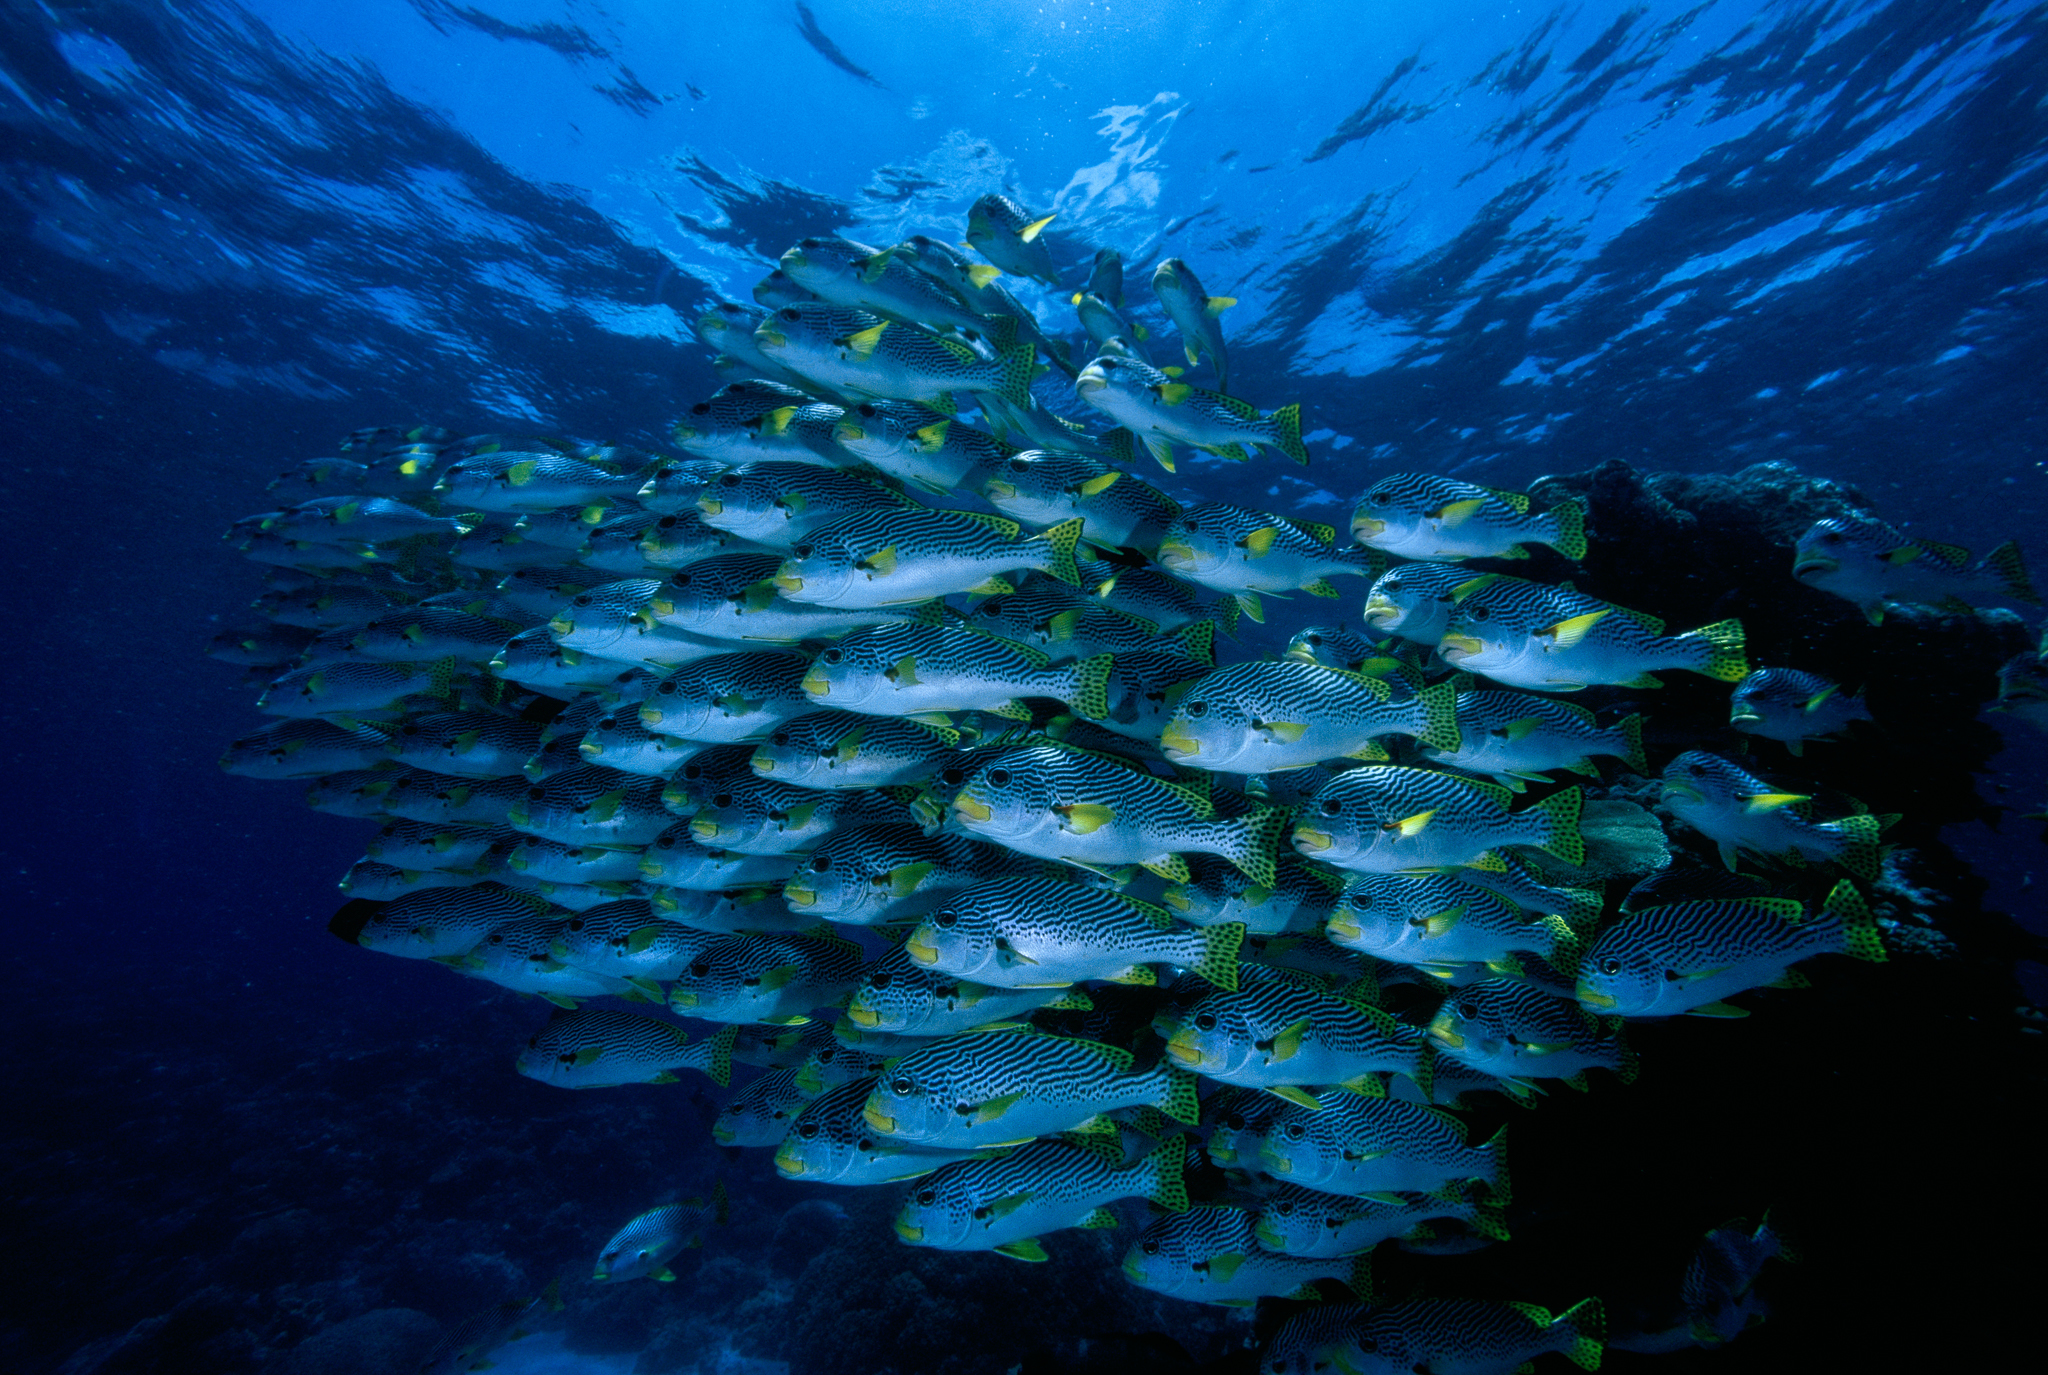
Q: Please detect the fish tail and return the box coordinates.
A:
[1470,1200,1512,1242]
[1822,879,1886,962]
[1140,1138,1190,1213]
[1154,1063,1201,1125]
[1546,497,1589,561]
[1218,806,1285,888]
[1982,539,2039,604]
[1343,1250,1374,1300]
[1824,813,1884,883]
[993,342,1035,408]
[1526,786,1586,866]
[1482,1124,1511,1203]
[1065,653,1114,721]
[1178,618,1216,665]
[1194,921,1246,991]
[1267,403,1309,466]
[1552,1297,1606,1370]
[703,1023,738,1087]
[1677,618,1749,681]
[1412,680,1462,753]
[1038,516,1085,586]
[1541,915,1585,976]
[1615,713,1647,773]
[1212,594,1240,638]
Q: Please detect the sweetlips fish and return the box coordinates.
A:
[1253,1182,1507,1259]
[1283,624,1385,673]
[666,931,865,1024]
[1659,750,1885,879]
[386,711,544,779]
[1085,247,1124,305]
[1122,1204,1370,1306]
[1092,650,1215,746]
[948,743,1288,885]
[546,579,732,669]
[257,659,448,720]
[640,557,943,647]
[1992,644,2048,732]
[591,1185,728,1283]
[694,461,916,550]
[749,710,965,790]
[341,882,546,959]
[659,743,767,813]
[266,455,370,504]
[1292,766,1585,874]
[1672,1216,1790,1348]
[879,233,1075,370]
[686,774,911,855]
[904,874,1246,990]
[753,266,817,308]
[799,621,1112,725]
[435,449,645,516]
[1576,879,1885,1019]
[782,823,1032,926]
[1351,474,1587,562]
[1201,1086,1290,1168]
[575,709,704,777]
[1158,663,1457,772]
[773,508,1085,608]
[364,819,507,872]
[418,1279,563,1375]
[262,495,464,546]
[894,1137,1188,1260]
[1257,1088,1510,1201]
[1162,856,1342,937]
[669,380,840,465]
[754,304,1034,411]
[1428,979,1634,1088]
[713,1066,818,1147]
[638,830,800,889]
[1363,561,1486,647]
[351,607,521,665]
[1275,1297,1604,1375]
[964,580,1207,665]
[1439,572,1748,691]
[506,766,673,846]
[444,917,637,1005]
[859,1029,1201,1149]
[1157,503,1379,623]
[1728,666,1872,755]
[1160,963,1430,1100]
[844,945,1093,1037]
[384,769,531,827]
[1082,558,1212,632]
[1152,257,1236,392]
[516,1009,736,1089]
[1076,355,1306,471]
[779,235,1000,348]
[829,401,1009,496]
[1324,871,1590,977]
[644,883,806,935]
[1072,289,1151,361]
[306,767,406,819]
[220,718,396,778]
[635,651,815,743]
[773,1075,981,1185]
[207,621,319,667]
[694,301,818,391]
[1791,511,2036,623]
[1420,690,1646,790]
[980,448,1181,556]
[965,193,1061,286]
[548,900,721,983]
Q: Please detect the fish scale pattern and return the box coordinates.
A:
[212,206,1975,1371]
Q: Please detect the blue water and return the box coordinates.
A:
[3,2,2045,1371]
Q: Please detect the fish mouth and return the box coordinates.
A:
[1251,1220,1288,1251]
[1158,722,1200,758]
[782,885,817,908]
[802,671,831,698]
[833,421,865,444]
[1075,364,1109,393]
[781,248,809,271]
[750,749,776,772]
[639,857,664,877]
[1659,780,1703,803]
[1353,516,1387,538]
[773,572,805,593]
[1164,1029,1209,1069]
[711,1123,734,1145]
[1577,986,1618,1010]
[953,794,994,823]
[862,1100,897,1134]
[755,326,788,349]
[1426,1017,1465,1049]
[1437,634,1483,659]
[669,990,698,1008]
[1292,826,1334,852]
[982,480,1017,501]
[690,815,721,840]
[638,706,664,726]
[905,930,941,965]
[1792,555,1839,578]
[773,1143,805,1176]
[548,614,574,636]
[1155,540,1196,568]
[1263,1150,1293,1175]
[1324,912,1360,940]
[893,1218,925,1244]
[845,1002,880,1027]
[697,497,724,515]
[671,423,701,442]
[1161,889,1192,913]
[1362,596,1398,626]
[1121,1256,1147,1283]
[1728,710,1765,726]
[637,478,661,499]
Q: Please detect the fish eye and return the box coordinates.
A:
[1284,1123,1306,1139]
[1469,604,1490,618]
[1663,969,1682,982]
[690,403,711,416]
[794,544,813,558]
[822,648,843,664]
[657,682,676,695]
[854,403,879,418]
[1008,458,1029,472]
[810,854,833,872]
[1456,1002,1478,1019]
[869,970,891,989]
[1686,762,1705,776]
[1186,701,1206,717]
[916,1188,937,1205]
[655,835,676,850]
[559,1052,576,1064]
[935,912,957,927]
[1319,799,1342,816]
[658,515,679,529]
[987,768,1011,787]
[573,594,592,606]
[713,793,732,807]
[526,1035,539,1048]
[1194,1013,1216,1031]
[1305,634,1323,645]
[1368,488,1390,503]
[688,961,710,977]
[1358,1338,1379,1354]
[892,1078,914,1095]
[780,308,800,321]
[981,598,1005,614]
[941,768,966,786]
[1142,1240,1161,1255]
[597,717,616,730]
[720,473,741,486]
[526,786,546,800]
[673,573,691,587]
[797,1122,819,1138]
[1601,957,1622,976]
[1821,530,1842,543]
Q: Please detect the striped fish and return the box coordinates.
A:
[1440,572,1747,691]
[713,1066,818,1147]
[773,507,1084,609]
[575,708,704,777]
[1351,473,1587,562]
[773,1076,981,1185]
[1081,558,1212,632]
[754,304,1034,410]
[1093,650,1215,747]
[515,1008,735,1089]
[895,1137,1187,1261]
[1152,258,1233,390]
[638,828,801,889]
[1161,963,1428,1100]
[1075,357,1304,472]
[637,509,776,571]
[749,710,965,790]
[1282,624,1385,672]
[307,767,408,819]
[1158,662,1457,772]
[981,448,1181,556]
[1361,561,1472,647]
[435,449,645,514]
[363,819,507,872]
[1122,1204,1369,1306]
[386,711,545,778]
[644,883,806,935]
[257,658,448,720]
[443,917,636,1006]
[1156,503,1378,622]
[831,402,1010,496]
[843,946,1092,1037]
[592,1184,728,1282]
[799,621,1112,725]
[1792,512,2037,624]
[546,578,731,669]
[1292,766,1584,874]
[1577,880,1884,1019]
[634,650,815,744]
[668,379,833,464]
[1252,1182,1506,1259]
[1660,750,1886,879]
[1201,1086,1290,1168]
[781,824,1031,926]
[506,765,674,846]
[1289,1297,1604,1375]
[905,874,1245,990]
[1257,1088,1509,1201]
[695,460,914,550]
[666,932,865,1025]
[549,900,721,984]
[350,606,521,664]
[1728,665,1872,756]
[860,1030,1200,1150]
[347,881,546,959]
[337,861,471,901]
[383,769,531,827]
[964,579,1209,665]
[687,775,910,855]
[1420,690,1645,791]
[501,834,647,886]
[1429,979,1635,1088]
[1325,871,1587,978]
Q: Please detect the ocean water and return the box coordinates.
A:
[2,1,2045,1372]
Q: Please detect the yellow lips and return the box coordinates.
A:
[774,573,805,593]
[697,497,723,515]
[1437,634,1483,658]
[1324,912,1360,940]
[983,480,1017,501]
[862,1100,896,1134]
[1266,1153,1293,1175]
[845,1002,880,1027]
[750,750,775,772]
[1792,556,1839,577]
[639,857,664,877]
[833,421,865,444]
[755,326,787,349]
[638,705,663,726]
[1121,1255,1146,1283]
[1156,539,1195,567]
[548,614,574,636]
[905,931,941,965]
[782,885,817,907]
[1164,1029,1208,1069]
[1252,1219,1287,1250]
[1293,826,1334,852]
[1729,710,1764,726]
[690,815,721,839]
[1362,596,1397,625]
[1577,987,1618,1010]
[1427,1017,1465,1049]
[802,671,831,697]
[773,1142,805,1175]
[953,794,993,823]
[671,423,701,441]
[711,1124,734,1145]
[893,1218,924,1243]
[1075,365,1108,393]
[1158,722,1200,758]
[1353,516,1387,537]
[669,990,697,1008]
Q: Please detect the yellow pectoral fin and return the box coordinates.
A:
[1742,792,1809,814]
[1019,213,1056,242]
[1242,526,1279,559]
[1205,296,1237,316]
[1056,803,1116,834]
[860,545,899,576]
[1434,497,1487,527]
[1262,721,1309,743]
[1078,471,1122,496]
[973,1090,1027,1124]
[889,654,920,686]
[847,322,888,359]
[1541,609,1610,649]
[1394,809,1435,838]
[1157,382,1193,406]
[760,405,797,436]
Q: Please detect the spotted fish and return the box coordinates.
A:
[1352,473,1587,562]
[1161,963,1428,1100]
[1157,503,1378,622]
[1121,1204,1370,1306]
[516,1009,736,1089]
[1293,766,1585,874]
[894,1137,1188,1260]
[1659,750,1885,879]
[1158,662,1457,772]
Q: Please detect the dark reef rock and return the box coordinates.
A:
[274,1308,441,1375]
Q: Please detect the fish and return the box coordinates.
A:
[904,874,1245,990]
[516,1009,736,1089]
[363,819,507,872]
[638,829,801,890]
[1081,558,1212,631]
[643,560,943,646]
[658,742,769,814]
[948,743,1288,885]
[338,861,479,901]
[1283,624,1386,673]
[1275,1297,1604,1375]
[1072,290,1151,361]
[749,711,965,790]
[669,380,840,465]
[635,457,737,517]
[1351,474,1587,562]
[1201,1085,1290,1168]
[256,659,450,720]
[1086,248,1123,305]
[382,769,533,827]
[1676,1216,1789,1347]
[980,449,1182,556]
[1576,879,1885,1018]
[844,945,1092,1036]
[634,650,815,743]
[1992,646,2048,732]
[1325,871,1590,977]
[1160,963,1430,1100]
[694,461,916,549]
[546,578,734,669]
[341,882,544,959]
[829,401,1010,496]
[1093,650,1216,746]
[506,766,674,846]
[1161,856,1342,937]
[754,304,1034,411]
[351,607,525,665]
[1439,572,1748,691]
[694,301,819,391]
[1359,561,1473,647]
[773,508,1085,608]
[1121,1204,1370,1306]
[1728,666,1873,755]
[1156,503,1377,623]
[1427,979,1634,1088]
[798,621,1112,724]
[1257,1088,1510,1201]
[1158,663,1457,772]
[265,455,370,504]
[483,626,618,697]
[965,193,1061,286]
[636,509,780,571]
[793,2,885,87]
[592,1185,729,1283]
[782,823,1033,926]
[774,1075,981,1185]
[306,767,407,818]
[385,711,544,779]
[417,1279,564,1375]
[666,931,866,1024]
[261,495,464,546]
[780,236,999,347]
[714,1066,819,1147]
[964,580,1207,665]
[1420,690,1646,790]
[1076,356,1306,471]
[645,883,806,935]
[219,718,396,778]
[1292,766,1585,874]
[1659,749,1886,879]
[895,1137,1188,1261]
[435,449,644,516]
[1151,258,1235,392]
[1252,1182,1507,1259]
[207,621,319,667]
[861,1029,1200,1150]
[574,708,706,777]
[687,774,911,855]
[1791,512,2036,623]
[443,917,637,1005]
